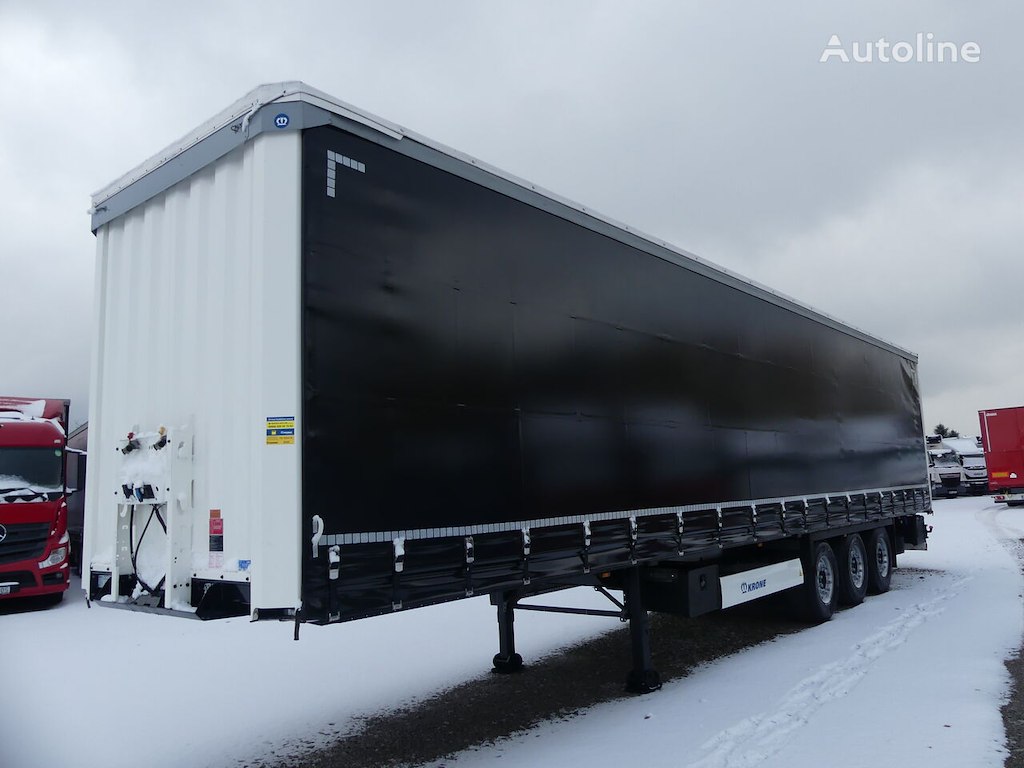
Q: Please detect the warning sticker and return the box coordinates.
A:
[266,416,296,445]
[209,509,224,568]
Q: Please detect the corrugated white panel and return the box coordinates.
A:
[84,131,302,614]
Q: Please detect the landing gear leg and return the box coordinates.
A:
[492,590,524,673]
[624,567,662,694]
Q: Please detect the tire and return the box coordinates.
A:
[793,541,838,623]
[836,534,868,606]
[866,528,893,594]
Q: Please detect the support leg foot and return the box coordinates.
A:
[492,652,524,673]
[626,668,662,694]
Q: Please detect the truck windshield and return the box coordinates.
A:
[934,454,959,467]
[0,448,64,491]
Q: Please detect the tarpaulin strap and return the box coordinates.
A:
[392,537,405,610]
[521,528,531,585]
[581,520,592,574]
[464,536,475,596]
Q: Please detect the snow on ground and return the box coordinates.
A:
[1,569,621,768]
[2,496,1022,768]
[435,497,1024,768]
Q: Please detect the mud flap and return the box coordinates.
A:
[193,580,251,620]
[896,514,928,551]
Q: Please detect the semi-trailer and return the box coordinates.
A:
[0,397,73,603]
[84,82,930,691]
[980,407,1024,506]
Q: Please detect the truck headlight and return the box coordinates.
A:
[39,547,68,569]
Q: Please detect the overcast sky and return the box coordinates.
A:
[1,1,1020,434]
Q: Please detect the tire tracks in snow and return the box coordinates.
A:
[978,501,1024,768]
[976,504,1024,574]
[684,574,971,768]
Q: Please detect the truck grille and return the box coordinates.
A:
[0,523,50,565]
[0,571,36,588]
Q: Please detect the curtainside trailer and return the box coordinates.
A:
[980,407,1024,506]
[85,82,930,691]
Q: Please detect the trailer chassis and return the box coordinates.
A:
[488,513,927,695]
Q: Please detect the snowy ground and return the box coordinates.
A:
[3,496,1022,768]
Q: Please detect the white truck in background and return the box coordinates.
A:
[926,436,963,498]
[941,437,988,496]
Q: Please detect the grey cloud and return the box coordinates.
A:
[1,0,1020,434]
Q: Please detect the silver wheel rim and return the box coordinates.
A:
[816,554,835,604]
[875,538,890,577]
[849,544,865,590]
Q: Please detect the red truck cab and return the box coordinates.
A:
[979,406,1024,507]
[0,397,72,603]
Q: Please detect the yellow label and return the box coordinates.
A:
[266,416,296,445]
[992,471,1010,478]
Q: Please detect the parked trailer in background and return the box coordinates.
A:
[85,82,930,691]
[0,397,73,603]
[980,407,1024,507]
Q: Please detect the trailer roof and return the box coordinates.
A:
[90,81,917,361]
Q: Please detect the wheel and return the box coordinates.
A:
[793,541,838,622]
[836,534,868,606]
[866,528,893,594]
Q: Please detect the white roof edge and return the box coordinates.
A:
[90,81,917,361]
[90,81,407,205]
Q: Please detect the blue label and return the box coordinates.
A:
[274,113,290,129]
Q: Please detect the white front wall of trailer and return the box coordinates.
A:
[84,132,303,614]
